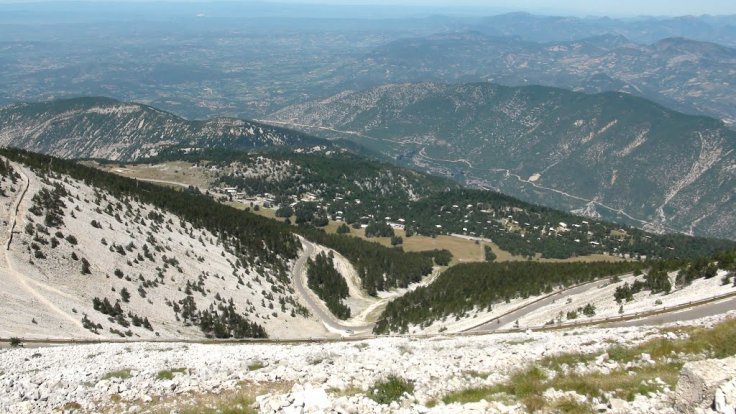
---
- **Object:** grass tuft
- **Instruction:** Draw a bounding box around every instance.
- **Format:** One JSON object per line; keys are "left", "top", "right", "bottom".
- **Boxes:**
{"left": 61, "top": 401, "right": 82, "bottom": 411}
{"left": 550, "top": 397, "right": 595, "bottom": 414}
{"left": 101, "top": 369, "right": 131, "bottom": 381}
{"left": 156, "top": 367, "right": 188, "bottom": 380}
{"left": 367, "top": 375, "right": 415, "bottom": 404}
{"left": 247, "top": 361, "right": 265, "bottom": 371}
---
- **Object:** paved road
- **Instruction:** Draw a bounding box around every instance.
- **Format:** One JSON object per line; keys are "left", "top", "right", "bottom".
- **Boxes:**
{"left": 292, "top": 241, "right": 373, "bottom": 335}
{"left": 467, "top": 279, "right": 612, "bottom": 333}
{"left": 605, "top": 296, "right": 736, "bottom": 328}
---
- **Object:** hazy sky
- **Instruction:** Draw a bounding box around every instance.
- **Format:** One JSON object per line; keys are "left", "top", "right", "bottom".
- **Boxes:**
{"left": 260, "top": 0, "right": 736, "bottom": 17}
{"left": 0, "top": 0, "right": 734, "bottom": 17}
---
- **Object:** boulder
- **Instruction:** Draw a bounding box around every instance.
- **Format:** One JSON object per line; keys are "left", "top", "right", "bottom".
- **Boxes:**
{"left": 714, "top": 378, "right": 736, "bottom": 414}
{"left": 674, "top": 356, "right": 736, "bottom": 412}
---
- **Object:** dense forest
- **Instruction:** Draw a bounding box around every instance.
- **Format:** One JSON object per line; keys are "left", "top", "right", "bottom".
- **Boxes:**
{"left": 306, "top": 252, "right": 351, "bottom": 319}
{"left": 297, "top": 226, "right": 437, "bottom": 296}
{"left": 373, "top": 260, "right": 646, "bottom": 334}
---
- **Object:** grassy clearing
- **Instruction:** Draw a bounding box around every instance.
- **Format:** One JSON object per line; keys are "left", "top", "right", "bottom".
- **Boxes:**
{"left": 367, "top": 376, "right": 415, "bottom": 404}
{"left": 94, "top": 161, "right": 212, "bottom": 189}
{"left": 101, "top": 369, "right": 132, "bottom": 381}
{"left": 156, "top": 368, "right": 188, "bottom": 380}
{"left": 442, "top": 318, "right": 736, "bottom": 411}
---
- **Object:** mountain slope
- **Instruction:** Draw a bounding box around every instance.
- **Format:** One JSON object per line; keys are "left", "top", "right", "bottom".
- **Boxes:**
{"left": 0, "top": 97, "right": 331, "bottom": 161}
{"left": 0, "top": 150, "right": 328, "bottom": 340}
{"left": 0, "top": 148, "right": 456, "bottom": 339}
{"left": 269, "top": 82, "right": 736, "bottom": 240}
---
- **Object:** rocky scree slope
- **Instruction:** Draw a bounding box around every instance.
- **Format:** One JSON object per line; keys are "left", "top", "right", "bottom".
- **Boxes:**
{"left": 2, "top": 314, "right": 736, "bottom": 414}
{"left": 0, "top": 97, "right": 330, "bottom": 161}
{"left": 270, "top": 82, "right": 736, "bottom": 240}
{"left": 0, "top": 153, "right": 328, "bottom": 340}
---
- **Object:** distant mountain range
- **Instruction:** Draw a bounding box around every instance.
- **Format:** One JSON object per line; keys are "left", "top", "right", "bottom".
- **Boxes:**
{"left": 338, "top": 32, "right": 736, "bottom": 125}
{"left": 2, "top": 8, "right": 736, "bottom": 123}
{"left": 472, "top": 12, "right": 736, "bottom": 46}
{"left": 0, "top": 97, "right": 331, "bottom": 160}
{"left": 268, "top": 82, "right": 736, "bottom": 240}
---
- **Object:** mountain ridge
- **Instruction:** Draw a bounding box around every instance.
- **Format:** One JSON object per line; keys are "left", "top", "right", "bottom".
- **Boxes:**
{"left": 0, "top": 97, "right": 335, "bottom": 161}
{"left": 350, "top": 32, "right": 736, "bottom": 126}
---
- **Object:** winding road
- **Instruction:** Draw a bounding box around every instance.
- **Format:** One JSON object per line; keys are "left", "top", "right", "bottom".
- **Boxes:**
{"left": 291, "top": 240, "right": 374, "bottom": 335}
{"left": 465, "top": 276, "right": 736, "bottom": 334}
{"left": 99, "top": 167, "right": 736, "bottom": 340}
{"left": 465, "top": 278, "right": 615, "bottom": 333}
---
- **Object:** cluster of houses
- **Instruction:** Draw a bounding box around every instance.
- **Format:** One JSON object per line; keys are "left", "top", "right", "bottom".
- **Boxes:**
{"left": 213, "top": 181, "right": 647, "bottom": 260}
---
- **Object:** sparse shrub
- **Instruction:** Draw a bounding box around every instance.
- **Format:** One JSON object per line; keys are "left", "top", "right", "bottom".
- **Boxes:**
{"left": 368, "top": 376, "right": 414, "bottom": 404}
{"left": 484, "top": 245, "right": 497, "bottom": 262}
{"left": 120, "top": 288, "right": 130, "bottom": 303}
{"left": 247, "top": 361, "right": 265, "bottom": 371}
{"left": 156, "top": 368, "right": 187, "bottom": 380}
{"left": 62, "top": 402, "right": 82, "bottom": 411}
{"left": 81, "top": 258, "right": 91, "bottom": 274}
{"left": 101, "top": 369, "right": 131, "bottom": 380}
{"left": 81, "top": 315, "right": 101, "bottom": 334}
{"left": 9, "top": 337, "right": 22, "bottom": 348}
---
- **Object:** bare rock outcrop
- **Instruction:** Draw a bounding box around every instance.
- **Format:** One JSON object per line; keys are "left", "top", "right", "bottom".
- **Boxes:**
{"left": 674, "top": 356, "right": 736, "bottom": 413}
